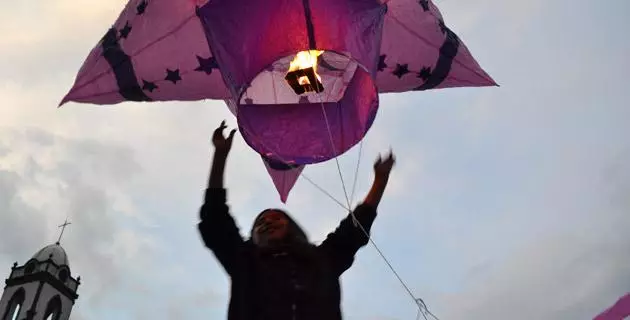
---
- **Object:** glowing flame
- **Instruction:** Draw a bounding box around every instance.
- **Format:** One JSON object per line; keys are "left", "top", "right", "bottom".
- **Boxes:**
{"left": 288, "top": 50, "right": 323, "bottom": 86}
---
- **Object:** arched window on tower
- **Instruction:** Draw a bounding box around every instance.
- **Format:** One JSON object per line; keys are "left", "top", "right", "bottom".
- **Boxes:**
{"left": 2, "top": 288, "right": 25, "bottom": 320}
{"left": 43, "top": 295, "right": 62, "bottom": 320}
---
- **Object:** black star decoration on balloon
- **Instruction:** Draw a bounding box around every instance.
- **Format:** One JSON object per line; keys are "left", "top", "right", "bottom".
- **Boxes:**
{"left": 418, "top": 0, "right": 429, "bottom": 11}
{"left": 378, "top": 55, "right": 388, "bottom": 72}
{"left": 194, "top": 55, "right": 219, "bottom": 75}
{"left": 417, "top": 67, "right": 432, "bottom": 81}
{"left": 392, "top": 63, "right": 410, "bottom": 78}
{"left": 142, "top": 80, "right": 158, "bottom": 92}
{"left": 119, "top": 22, "right": 132, "bottom": 39}
{"left": 137, "top": 0, "right": 148, "bottom": 15}
{"left": 165, "top": 69, "right": 182, "bottom": 84}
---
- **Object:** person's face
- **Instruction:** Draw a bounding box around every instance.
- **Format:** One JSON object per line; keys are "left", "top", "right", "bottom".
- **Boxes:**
{"left": 253, "top": 210, "right": 289, "bottom": 245}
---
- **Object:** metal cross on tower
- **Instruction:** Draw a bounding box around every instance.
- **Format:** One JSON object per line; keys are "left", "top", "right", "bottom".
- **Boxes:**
{"left": 56, "top": 218, "right": 72, "bottom": 244}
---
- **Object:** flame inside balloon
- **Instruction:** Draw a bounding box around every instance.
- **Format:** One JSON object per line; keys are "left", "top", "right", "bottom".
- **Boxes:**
{"left": 285, "top": 50, "right": 324, "bottom": 94}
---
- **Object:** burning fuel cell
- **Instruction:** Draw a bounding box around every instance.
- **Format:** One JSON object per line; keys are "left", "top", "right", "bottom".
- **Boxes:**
{"left": 285, "top": 50, "right": 324, "bottom": 95}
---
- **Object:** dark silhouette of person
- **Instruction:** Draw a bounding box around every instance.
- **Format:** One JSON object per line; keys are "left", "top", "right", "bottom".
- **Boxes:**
{"left": 198, "top": 121, "right": 395, "bottom": 320}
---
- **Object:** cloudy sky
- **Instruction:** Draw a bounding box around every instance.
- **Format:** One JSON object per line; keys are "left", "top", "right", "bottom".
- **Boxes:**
{"left": 1, "top": 0, "right": 629, "bottom": 319}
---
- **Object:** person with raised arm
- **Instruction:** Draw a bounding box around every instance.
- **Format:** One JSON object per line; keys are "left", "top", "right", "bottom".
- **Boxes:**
{"left": 198, "top": 121, "right": 395, "bottom": 320}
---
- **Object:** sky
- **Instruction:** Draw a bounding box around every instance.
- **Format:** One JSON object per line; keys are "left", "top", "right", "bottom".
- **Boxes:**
{"left": 0, "top": 0, "right": 629, "bottom": 319}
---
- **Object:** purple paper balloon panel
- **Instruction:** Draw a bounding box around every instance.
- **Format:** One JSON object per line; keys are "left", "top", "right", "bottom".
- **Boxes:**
{"left": 263, "top": 161, "right": 304, "bottom": 203}
{"left": 197, "top": 0, "right": 386, "bottom": 98}
{"left": 376, "top": 0, "right": 495, "bottom": 93}
{"left": 61, "top": 0, "right": 496, "bottom": 107}
{"left": 238, "top": 68, "right": 378, "bottom": 165}
{"left": 61, "top": 0, "right": 231, "bottom": 106}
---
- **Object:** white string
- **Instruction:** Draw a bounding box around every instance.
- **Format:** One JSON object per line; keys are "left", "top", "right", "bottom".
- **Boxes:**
{"left": 308, "top": 50, "right": 439, "bottom": 320}
{"left": 349, "top": 140, "right": 364, "bottom": 207}
{"left": 299, "top": 174, "right": 349, "bottom": 211}
{"left": 417, "top": 308, "right": 428, "bottom": 320}
{"left": 416, "top": 298, "right": 440, "bottom": 320}
{"left": 308, "top": 51, "right": 353, "bottom": 217}
{"left": 316, "top": 96, "right": 353, "bottom": 211}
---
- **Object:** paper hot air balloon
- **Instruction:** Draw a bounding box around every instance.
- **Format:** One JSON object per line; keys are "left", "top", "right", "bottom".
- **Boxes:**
{"left": 61, "top": 0, "right": 496, "bottom": 202}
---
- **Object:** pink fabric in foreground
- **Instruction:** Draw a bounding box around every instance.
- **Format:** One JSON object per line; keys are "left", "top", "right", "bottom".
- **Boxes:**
{"left": 594, "top": 293, "right": 630, "bottom": 320}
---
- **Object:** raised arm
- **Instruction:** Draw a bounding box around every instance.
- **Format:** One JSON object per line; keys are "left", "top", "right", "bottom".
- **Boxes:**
{"left": 319, "top": 151, "right": 395, "bottom": 275}
{"left": 197, "top": 121, "right": 244, "bottom": 276}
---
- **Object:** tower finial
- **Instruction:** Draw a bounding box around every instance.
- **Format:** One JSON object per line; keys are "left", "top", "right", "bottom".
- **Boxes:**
{"left": 57, "top": 218, "right": 72, "bottom": 244}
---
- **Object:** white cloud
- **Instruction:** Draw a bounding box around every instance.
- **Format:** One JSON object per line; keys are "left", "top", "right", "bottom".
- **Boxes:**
{"left": 0, "top": 0, "right": 125, "bottom": 49}
{"left": 0, "top": 127, "right": 159, "bottom": 315}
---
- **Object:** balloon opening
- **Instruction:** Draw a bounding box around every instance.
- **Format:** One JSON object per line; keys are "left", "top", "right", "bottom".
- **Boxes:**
{"left": 285, "top": 50, "right": 324, "bottom": 94}
{"left": 236, "top": 50, "right": 379, "bottom": 166}
{"left": 239, "top": 50, "right": 360, "bottom": 106}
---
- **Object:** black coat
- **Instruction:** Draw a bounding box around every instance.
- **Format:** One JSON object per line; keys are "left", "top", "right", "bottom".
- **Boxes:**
{"left": 198, "top": 188, "right": 377, "bottom": 320}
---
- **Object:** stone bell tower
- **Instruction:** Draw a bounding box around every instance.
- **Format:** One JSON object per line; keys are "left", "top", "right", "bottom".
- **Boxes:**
{"left": 0, "top": 219, "right": 80, "bottom": 320}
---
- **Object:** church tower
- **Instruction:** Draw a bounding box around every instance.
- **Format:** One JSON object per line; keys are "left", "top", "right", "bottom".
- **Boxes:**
{"left": 0, "top": 220, "right": 80, "bottom": 320}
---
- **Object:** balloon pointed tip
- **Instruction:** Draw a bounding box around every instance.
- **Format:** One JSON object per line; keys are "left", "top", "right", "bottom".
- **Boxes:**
{"left": 58, "top": 93, "right": 72, "bottom": 108}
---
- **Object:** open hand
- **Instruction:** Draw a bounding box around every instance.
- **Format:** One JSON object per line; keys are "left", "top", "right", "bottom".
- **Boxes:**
{"left": 212, "top": 120, "right": 237, "bottom": 156}
{"left": 374, "top": 150, "right": 395, "bottom": 179}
